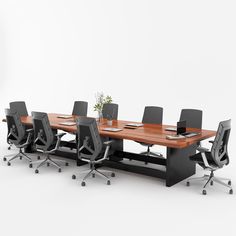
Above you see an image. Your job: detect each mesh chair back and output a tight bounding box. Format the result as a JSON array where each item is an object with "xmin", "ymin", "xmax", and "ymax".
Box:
[
  {"xmin": 32, "ymin": 112, "xmax": 54, "ymax": 151},
  {"xmin": 72, "ymin": 101, "xmax": 88, "ymax": 116},
  {"xmin": 76, "ymin": 117, "xmax": 103, "ymax": 161},
  {"xmin": 142, "ymin": 106, "xmax": 163, "ymax": 124},
  {"xmin": 5, "ymin": 108, "xmax": 26, "ymax": 145},
  {"xmin": 179, "ymin": 109, "xmax": 202, "ymax": 129},
  {"xmin": 10, "ymin": 101, "xmax": 28, "ymax": 116},
  {"xmin": 102, "ymin": 103, "xmax": 118, "ymax": 120},
  {"xmin": 211, "ymin": 119, "xmax": 231, "ymax": 168}
]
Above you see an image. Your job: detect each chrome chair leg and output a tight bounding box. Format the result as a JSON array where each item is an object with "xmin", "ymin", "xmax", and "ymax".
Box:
[
  {"xmin": 36, "ymin": 159, "xmax": 48, "ymax": 169},
  {"xmin": 95, "ymin": 169, "xmax": 110, "ymax": 181},
  {"xmin": 215, "ymin": 176, "xmax": 231, "ymax": 182},
  {"xmin": 213, "ymin": 177, "xmax": 232, "ymax": 189},
  {"xmin": 8, "ymin": 153, "xmax": 20, "ymax": 162},
  {"xmin": 203, "ymin": 176, "xmax": 213, "ymax": 189},
  {"xmin": 82, "ymin": 170, "xmax": 94, "ymax": 182},
  {"xmin": 21, "ymin": 152, "xmax": 32, "ymax": 162},
  {"xmin": 48, "ymin": 158, "xmax": 61, "ymax": 169}
]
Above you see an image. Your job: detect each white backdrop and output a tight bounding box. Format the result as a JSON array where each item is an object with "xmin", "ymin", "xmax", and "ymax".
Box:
[{"xmin": 0, "ymin": 1, "xmax": 236, "ymax": 236}]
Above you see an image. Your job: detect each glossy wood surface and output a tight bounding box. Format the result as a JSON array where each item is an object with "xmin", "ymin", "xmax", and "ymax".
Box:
[{"xmin": 15, "ymin": 113, "xmax": 216, "ymax": 149}]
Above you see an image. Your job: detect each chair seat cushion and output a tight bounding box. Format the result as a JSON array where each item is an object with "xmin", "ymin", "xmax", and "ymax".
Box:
[
  {"xmin": 135, "ymin": 141, "xmax": 153, "ymax": 147},
  {"xmin": 190, "ymin": 151, "xmax": 217, "ymax": 167}
]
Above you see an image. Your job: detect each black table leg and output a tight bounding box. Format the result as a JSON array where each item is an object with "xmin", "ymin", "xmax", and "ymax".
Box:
[{"xmin": 166, "ymin": 144, "xmax": 197, "ymax": 187}]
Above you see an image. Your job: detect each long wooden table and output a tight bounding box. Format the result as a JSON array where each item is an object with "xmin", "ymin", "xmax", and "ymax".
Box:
[{"xmin": 3, "ymin": 113, "xmax": 216, "ymax": 187}]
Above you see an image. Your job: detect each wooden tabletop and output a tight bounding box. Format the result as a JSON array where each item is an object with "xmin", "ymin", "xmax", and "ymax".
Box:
[{"xmin": 7, "ymin": 113, "xmax": 215, "ymax": 149}]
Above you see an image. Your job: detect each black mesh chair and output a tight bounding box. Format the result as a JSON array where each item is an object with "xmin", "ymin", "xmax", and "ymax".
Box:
[
  {"xmin": 10, "ymin": 101, "xmax": 28, "ymax": 116},
  {"xmin": 3, "ymin": 108, "xmax": 33, "ymax": 166},
  {"xmin": 138, "ymin": 106, "xmax": 164, "ymax": 162},
  {"xmin": 29, "ymin": 112, "xmax": 69, "ymax": 173},
  {"xmin": 186, "ymin": 119, "xmax": 233, "ymax": 195},
  {"xmin": 179, "ymin": 109, "xmax": 202, "ymax": 129},
  {"xmin": 7, "ymin": 101, "xmax": 29, "ymax": 150},
  {"xmin": 102, "ymin": 103, "xmax": 118, "ymax": 120},
  {"xmin": 72, "ymin": 101, "xmax": 88, "ymax": 116},
  {"xmin": 72, "ymin": 117, "xmax": 115, "ymax": 186}
]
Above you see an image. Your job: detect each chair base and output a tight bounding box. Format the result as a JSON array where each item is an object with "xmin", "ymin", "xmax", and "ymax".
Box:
[
  {"xmin": 3, "ymin": 148, "xmax": 32, "ymax": 165},
  {"xmin": 72, "ymin": 163, "xmax": 115, "ymax": 186},
  {"xmin": 140, "ymin": 150, "xmax": 164, "ymax": 158},
  {"xmin": 30, "ymin": 155, "xmax": 68, "ymax": 173},
  {"xmin": 186, "ymin": 171, "xmax": 233, "ymax": 195},
  {"xmin": 139, "ymin": 146, "xmax": 164, "ymax": 164}
]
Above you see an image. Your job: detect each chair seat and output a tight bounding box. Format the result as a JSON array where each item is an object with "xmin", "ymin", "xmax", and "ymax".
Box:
[
  {"xmin": 136, "ymin": 141, "xmax": 153, "ymax": 147},
  {"xmin": 190, "ymin": 152, "xmax": 218, "ymax": 168}
]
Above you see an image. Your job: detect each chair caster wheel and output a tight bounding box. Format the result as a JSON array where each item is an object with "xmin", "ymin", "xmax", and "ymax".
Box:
[
  {"xmin": 72, "ymin": 175, "xmax": 76, "ymax": 180},
  {"xmin": 3, "ymin": 157, "xmax": 7, "ymax": 162},
  {"xmin": 186, "ymin": 181, "xmax": 190, "ymax": 186},
  {"xmin": 8, "ymin": 147, "xmax": 11, "ymax": 150},
  {"xmin": 210, "ymin": 181, "xmax": 213, "ymax": 186},
  {"xmin": 65, "ymin": 162, "xmax": 69, "ymax": 166},
  {"xmin": 35, "ymin": 169, "xmax": 39, "ymax": 174},
  {"xmin": 29, "ymin": 163, "xmax": 33, "ymax": 168},
  {"xmin": 81, "ymin": 181, "xmax": 86, "ymax": 187},
  {"xmin": 7, "ymin": 162, "xmax": 11, "ymax": 166},
  {"xmin": 202, "ymin": 189, "xmax": 207, "ymax": 195},
  {"xmin": 111, "ymin": 173, "xmax": 115, "ymax": 177},
  {"xmin": 58, "ymin": 168, "xmax": 61, "ymax": 173},
  {"xmin": 107, "ymin": 180, "xmax": 111, "ymax": 185},
  {"xmin": 19, "ymin": 156, "xmax": 22, "ymax": 160},
  {"xmin": 228, "ymin": 181, "xmax": 231, "ymax": 186},
  {"xmin": 37, "ymin": 156, "xmax": 41, "ymax": 160},
  {"xmin": 92, "ymin": 173, "xmax": 95, "ymax": 178},
  {"xmin": 47, "ymin": 163, "xmax": 50, "ymax": 167},
  {"xmin": 229, "ymin": 189, "xmax": 233, "ymax": 194}
]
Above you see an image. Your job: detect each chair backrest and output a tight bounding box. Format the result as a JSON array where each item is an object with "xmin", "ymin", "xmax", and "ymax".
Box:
[
  {"xmin": 10, "ymin": 101, "xmax": 28, "ymax": 116},
  {"xmin": 72, "ymin": 101, "xmax": 88, "ymax": 116},
  {"xmin": 179, "ymin": 109, "xmax": 202, "ymax": 129},
  {"xmin": 211, "ymin": 119, "xmax": 231, "ymax": 168},
  {"xmin": 76, "ymin": 117, "xmax": 103, "ymax": 161},
  {"xmin": 102, "ymin": 103, "xmax": 118, "ymax": 120},
  {"xmin": 5, "ymin": 108, "xmax": 26, "ymax": 145},
  {"xmin": 31, "ymin": 112, "xmax": 54, "ymax": 151},
  {"xmin": 142, "ymin": 106, "xmax": 163, "ymax": 124}
]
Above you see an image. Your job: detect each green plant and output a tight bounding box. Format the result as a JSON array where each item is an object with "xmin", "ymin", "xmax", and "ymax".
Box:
[{"xmin": 94, "ymin": 92, "xmax": 113, "ymax": 113}]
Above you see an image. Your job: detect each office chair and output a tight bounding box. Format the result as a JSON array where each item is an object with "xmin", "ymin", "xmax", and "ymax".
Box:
[
  {"xmin": 29, "ymin": 112, "xmax": 69, "ymax": 173},
  {"xmin": 102, "ymin": 103, "xmax": 118, "ymax": 120},
  {"xmin": 179, "ymin": 109, "xmax": 202, "ymax": 129},
  {"xmin": 7, "ymin": 101, "xmax": 29, "ymax": 150},
  {"xmin": 3, "ymin": 108, "xmax": 33, "ymax": 166},
  {"xmin": 72, "ymin": 101, "xmax": 88, "ymax": 116},
  {"xmin": 138, "ymin": 106, "xmax": 163, "ymax": 162},
  {"xmin": 186, "ymin": 119, "xmax": 233, "ymax": 195},
  {"xmin": 72, "ymin": 117, "xmax": 115, "ymax": 186},
  {"xmin": 180, "ymin": 109, "xmax": 202, "ymax": 147},
  {"xmin": 68, "ymin": 101, "xmax": 88, "ymax": 147}
]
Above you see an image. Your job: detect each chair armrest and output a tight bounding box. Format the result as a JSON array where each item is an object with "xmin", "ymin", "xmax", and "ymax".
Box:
[
  {"xmin": 26, "ymin": 128, "xmax": 34, "ymax": 133},
  {"xmin": 197, "ymin": 146, "xmax": 209, "ymax": 152},
  {"xmin": 103, "ymin": 140, "xmax": 114, "ymax": 146}
]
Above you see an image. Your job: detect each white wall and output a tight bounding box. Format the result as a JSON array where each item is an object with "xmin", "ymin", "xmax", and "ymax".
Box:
[{"xmin": 1, "ymin": 0, "xmax": 236, "ymax": 146}]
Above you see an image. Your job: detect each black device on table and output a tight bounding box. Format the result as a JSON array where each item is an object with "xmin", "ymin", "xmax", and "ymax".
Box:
[{"xmin": 177, "ymin": 120, "xmax": 199, "ymax": 137}]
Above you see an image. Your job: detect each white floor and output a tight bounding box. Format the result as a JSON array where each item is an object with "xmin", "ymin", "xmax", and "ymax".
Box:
[{"xmin": 0, "ymin": 122, "xmax": 235, "ymax": 236}]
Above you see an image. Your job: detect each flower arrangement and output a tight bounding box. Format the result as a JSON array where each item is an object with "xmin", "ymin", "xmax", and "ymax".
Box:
[{"xmin": 94, "ymin": 92, "xmax": 113, "ymax": 115}]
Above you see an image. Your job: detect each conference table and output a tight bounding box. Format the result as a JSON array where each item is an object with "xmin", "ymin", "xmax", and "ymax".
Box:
[{"xmin": 3, "ymin": 113, "xmax": 216, "ymax": 187}]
